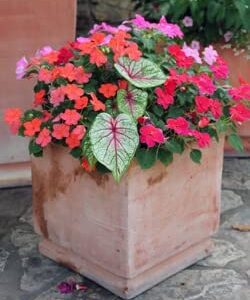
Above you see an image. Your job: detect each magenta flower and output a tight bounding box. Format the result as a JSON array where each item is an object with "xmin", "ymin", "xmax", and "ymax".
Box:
[
  {"xmin": 155, "ymin": 16, "xmax": 183, "ymax": 39},
  {"xmin": 183, "ymin": 43, "xmax": 202, "ymax": 64},
  {"xmin": 16, "ymin": 56, "xmax": 28, "ymax": 80},
  {"xmin": 57, "ymin": 281, "xmax": 75, "ymax": 294},
  {"xmin": 203, "ymin": 46, "xmax": 218, "ymax": 65},
  {"xmin": 224, "ymin": 31, "xmax": 233, "ymax": 43},
  {"xmin": 89, "ymin": 22, "xmax": 131, "ymax": 35},
  {"xmin": 182, "ymin": 16, "xmax": 193, "ymax": 27},
  {"xmin": 131, "ymin": 14, "xmax": 152, "ymax": 29}
]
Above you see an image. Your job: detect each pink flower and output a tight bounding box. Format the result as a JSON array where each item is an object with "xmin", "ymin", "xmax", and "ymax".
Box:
[
  {"xmin": 224, "ymin": 31, "xmax": 233, "ymax": 43},
  {"xmin": 140, "ymin": 124, "xmax": 165, "ymax": 148},
  {"xmin": 229, "ymin": 84, "xmax": 250, "ymax": 101},
  {"xmin": 195, "ymin": 96, "xmax": 211, "ymax": 113},
  {"xmin": 77, "ymin": 37, "xmax": 91, "ymax": 43},
  {"xmin": 16, "ymin": 56, "xmax": 28, "ymax": 79},
  {"xmin": 61, "ymin": 109, "xmax": 81, "ymax": 125},
  {"xmin": 36, "ymin": 128, "xmax": 51, "ymax": 147},
  {"xmin": 182, "ymin": 16, "xmax": 193, "ymax": 27},
  {"xmin": 230, "ymin": 103, "xmax": 250, "ymax": 123},
  {"xmin": 155, "ymin": 87, "xmax": 174, "ymax": 109},
  {"xmin": 38, "ymin": 68, "xmax": 54, "ymax": 84},
  {"xmin": 210, "ymin": 99, "xmax": 222, "ymax": 119},
  {"xmin": 72, "ymin": 125, "xmax": 86, "ymax": 140},
  {"xmin": 166, "ymin": 117, "xmax": 191, "ymax": 135},
  {"xmin": 52, "ymin": 123, "xmax": 70, "ymax": 139},
  {"xmin": 4, "ymin": 107, "xmax": 22, "ymax": 134},
  {"xmin": 203, "ymin": 46, "xmax": 218, "ymax": 66},
  {"xmin": 39, "ymin": 46, "xmax": 53, "ymax": 56},
  {"xmin": 183, "ymin": 43, "xmax": 202, "ymax": 64},
  {"xmin": 131, "ymin": 14, "xmax": 152, "ymax": 29},
  {"xmin": 50, "ymin": 87, "xmax": 65, "ymax": 106},
  {"xmin": 156, "ymin": 17, "xmax": 183, "ymax": 39},
  {"xmin": 193, "ymin": 131, "xmax": 211, "ymax": 148}
]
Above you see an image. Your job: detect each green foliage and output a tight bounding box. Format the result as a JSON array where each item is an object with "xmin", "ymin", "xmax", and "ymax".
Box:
[
  {"xmin": 158, "ymin": 148, "xmax": 173, "ymax": 166},
  {"xmin": 81, "ymin": 134, "xmax": 97, "ymax": 167},
  {"xmin": 190, "ymin": 149, "xmax": 202, "ymax": 164},
  {"xmin": 227, "ymin": 133, "xmax": 244, "ymax": 152},
  {"xmin": 29, "ymin": 140, "xmax": 43, "ymax": 157},
  {"xmin": 136, "ymin": 0, "xmax": 250, "ymax": 48},
  {"xmin": 165, "ymin": 139, "xmax": 184, "ymax": 154},
  {"xmin": 136, "ymin": 148, "xmax": 157, "ymax": 169}
]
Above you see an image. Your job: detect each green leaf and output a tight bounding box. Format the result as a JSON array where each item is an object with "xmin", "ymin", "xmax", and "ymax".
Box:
[
  {"xmin": 89, "ymin": 113, "xmax": 139, "ymax": 182},
  {"xmin": 81, "ymin": 134, "xmax": 97, "ymax": 167},
  {"xmin": 216, "ymin": 119, "xmax": 228, "ymax": 134},
  {"xmin": 136, "ymin": 148, "xmax": 157, "ymax": 169},
  {"xmin": 228, "ymin": 133, "xmax": 244, "ymax": 152},
  {"xmin": 190, "ymin": 149, "xmax": 202, "ymax": 164},
  {"xmin": 114, "ymin": 56, "xmax": 166, "ymax": 89},
  {"xmin": 29, "ymin": 140, "xmax": 43, "ymax": 157},
  {"xmin": 117, "ymin": 86, "xmax": 148, "ymax": 120},
  {"xmin": 70, "ymin": 147, "xmax": 82, "ymax": 159},
  {"xmin": 165, "ymin": 139, "xmax": 184, "ymax": 154},
  {"xmin": 158, "ymin": 148, "xmax": 173, "ymax": 166}
]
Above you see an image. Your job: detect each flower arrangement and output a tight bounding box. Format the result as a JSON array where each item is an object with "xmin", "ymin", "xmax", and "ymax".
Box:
[
  {"xmin": 136, "ymin": 0, "xmax": 250, "ymax": 58},
  {"xmin": 4, "ymin": 15, "xmax": 250, "ymax": 181}
]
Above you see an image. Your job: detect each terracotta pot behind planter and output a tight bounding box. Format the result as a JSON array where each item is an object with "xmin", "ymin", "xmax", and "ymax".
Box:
[
  {"xmin": 216, "ymin": 46, "xmax": 250, "ymax": 153},
  {"xmin": 32, "ymin": 139, "xmax": 224, "ymax": 299}
]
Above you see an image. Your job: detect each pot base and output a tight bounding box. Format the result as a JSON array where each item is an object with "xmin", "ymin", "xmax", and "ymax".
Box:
[{"xmin": 39, "ymin": 238, "xmax": 213, "ymax": 299}]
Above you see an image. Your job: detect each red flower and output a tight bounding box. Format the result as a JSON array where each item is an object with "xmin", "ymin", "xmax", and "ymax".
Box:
[
  {"xmin": 229, "ymin": 84, "xmax": 250, "ymax": 101},
  {"xmin": 38, "ymin": 68, "xmax": 54, "ymax": 84},
  {"xmin": 211, "ymin": 57, "xmax": 229, "ymax": 80},
  {"xmin": 99, "ymin": 83, "xmax": 118, "ymax": 98},
  {"xmin": 81, "ymin": 158, "xmax": 94, "ymax": 172},
  {"xmin": 36, "ymin": 128, "xmax": 51, "ymax": 147},
  {"xmin": 210, "ymin": 99, "xmax": 222, "ymax": 119},
  {"xmin": 193, "ymin": 131, "xmax": 211, "ymax": 148},
  {"xmin": 66, "ymin": 133, "xmax": 81, "ymax": 149},
  {"xmin": 118, "ymin": 80, "xmax": 128, "ymax": 90},
  {"xmin": 139, "ymin": 124, "xmax": 165, "ymax": 148},
  {"xmin": 125, "ymin": 43, "xmax": 142, "ymax": 61},
  {"xmin": 90, "ymin": 48, "xmax": 107, "ymax": 67},
  {"xmin": 74, "ymin": 96, "xmax": 88, "ymax": 110},
  {"xmin": 72, "ymin": 125, "xmax": 86, "ymax": 140},
  {"xmin": 52, "ymin": 124, "xmax": 70, "ymax": 139},
  {"xmin": 166, "ymin": 117, "xmax": 191, "ymax": 135},
  {"xmin": 155, "ymin": 87, "xmax": 174, "ymax": 109},
  {"xmin": 23, "ymin": 118, "xmax": 42, "ymax": 137},
  {"xmin": 4, "ymin": 108, "xmax": 22, "ymax": 134},
  {"xmin": 50, "ymin": 87, "xmax": 65, "ymax": 106},
  {"xmin": 230, "ymin": 103, "xmax": 250, "ymax": 123},
  {"xmin": 195, "ymin": 96, "xmax": 210, "ymax": 113},
  {"xmin": 198, "ymin": 117, "xmax": 210, "ymax": 128},
  {"xmin": 62, "ymin": 84, "xmax": 84, "ymax": 101},
  {"xmin": 90, "ymin": 93, "xmax": 106, "ymax": 111},
  {"xmin": 74, "ymin": 67, "xmax": 92, "ymax": 84},
  {"xmin": 60, "ymin": 109, "xmax": 81, "ymax": 125},
  {"xmin": 57, "ymin": 47, "xmax": 74, "ymax": 64},
  {"xmin": 192, "ymin": 74, "xmax": 216, "ymax": 95},
  {"xmin": 34, "ymin": 90, "xmax": 46, "ymax": 107},
  {"xmin": 168, "ymin": 44, "xmax": 194, "ymax": 68},
  {"xmin": 164, "ymin": 78, "xmax": 177, "ymax": 94}
]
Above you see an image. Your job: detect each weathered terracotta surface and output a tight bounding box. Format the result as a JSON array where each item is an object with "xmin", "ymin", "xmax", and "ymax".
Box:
[
  {"xmin": 32, "ymin": 140, "xmax": 224, "ymax": 299},
  {"xmin": 0, "ymin": 0, "xmax": 76, "ymax": 166},
  {"xmin": 216, "ymin": 46, "xmax": 250, "ymax": 153}
]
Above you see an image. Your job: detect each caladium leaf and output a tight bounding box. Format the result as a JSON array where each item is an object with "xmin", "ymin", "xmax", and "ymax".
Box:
[
  {"xmin": 89, "ymin": 113, "xmax": 139, "ymax": 181},
  {"xmin": 81, "ymin": 134, "xmax": 97, "ymax": 168},
  {"xmin": 117, "ymin": 86, "xmax": 148, "ymax": 120},
  {"xmin": 114, "ymin": 57, "xmax": 166, "ymax": 88}
]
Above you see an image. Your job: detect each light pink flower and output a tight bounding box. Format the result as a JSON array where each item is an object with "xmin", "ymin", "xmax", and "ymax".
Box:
[
  {"xmin": 77, "ymin": 37, "xmax": 91, "ymax": 43},
  {"xmin": 16, "ymin": 56, "xmax": 28, "ymax": 79},
  {"xmin": 39, "ymin": 46, "xmax": 53, "ymax": 56},
  {"xmin": 191, "ymin": 40, "xmax": 200, "ymax": 50},
  {"xmin": 182, "ymin": 16, "xmax": 193, "ymax": 27},
  {"xmin": 203, "ymin": 46, "xmax": 218, "ymax": 65},
  {"xmin": 50, "ymin": 87, "xmax": 65, "ymax": 106},
  {"xmin": 89, "ymin": 22, "xmax": 131, "ymax": 34},
  {"xmin": 183, "ymin": 43, "xmax": 202, "ymax": 64},
  {"xmin": 224, "ymin": 31, "xmax": 233, "ymax": 43}
]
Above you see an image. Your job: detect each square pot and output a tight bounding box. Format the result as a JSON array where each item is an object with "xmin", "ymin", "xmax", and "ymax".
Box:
[{"xmin": 32, "ymin": 140, "xmax": 224, "ymax": 299}]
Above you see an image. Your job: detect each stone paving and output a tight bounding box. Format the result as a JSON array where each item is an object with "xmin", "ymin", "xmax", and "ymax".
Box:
[{"xmin": 0, "ymin": 157, "xmax": 250, "ymax": 300}]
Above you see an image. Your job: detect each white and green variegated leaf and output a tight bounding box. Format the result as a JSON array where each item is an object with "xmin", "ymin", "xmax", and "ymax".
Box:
[
  {"xmin": 114, "ymin": 56, "xmax": 166, "ymax": 88},
  {"xmin": 81, "ymin": 134, "xmax": 97, "ymax": 167},
  {"xmin": 89, "ymin": 113, "xmax": 139, "ymax": 181},
  {"xmin": 117, "ymin": 86, "xmax": 148, "ymax": 120}
]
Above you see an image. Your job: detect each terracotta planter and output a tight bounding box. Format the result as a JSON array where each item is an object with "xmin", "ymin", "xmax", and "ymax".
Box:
[
  {"xmin": 216, "ymin": 45, "xmax": 250, "ymax": 153},
  {"xmin": 0, "ymin": 0, "xmax": 76, "ymax": 186},
  {"xmin": 32, "ymin": 139, "xmax": 224, "ymax": 299}
]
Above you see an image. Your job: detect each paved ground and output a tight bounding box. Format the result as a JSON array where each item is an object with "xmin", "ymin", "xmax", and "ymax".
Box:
[{"xmin": 1, "ymin": 157, "xmax": 250, "ymax": 300}]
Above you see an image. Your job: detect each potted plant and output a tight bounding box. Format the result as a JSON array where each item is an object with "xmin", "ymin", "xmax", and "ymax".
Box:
[
  {"xmin": 136, "ymin": 0, "xmax": 250, "ymax": 151},
  {"xmin": 4, "ymin": 15, "xmax": 250, "ymax": 299}
]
